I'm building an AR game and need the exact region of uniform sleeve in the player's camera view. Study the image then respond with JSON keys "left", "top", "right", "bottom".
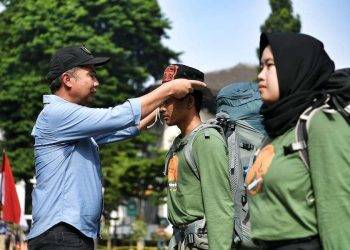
{"left": 308, "top": 111, "right": 350, "bottom": 249}
{"left": 192, "top": 129, "right": 234, "bottom": 250}
{"left": 48, "top": 98, "right": 141, "bottom": 142}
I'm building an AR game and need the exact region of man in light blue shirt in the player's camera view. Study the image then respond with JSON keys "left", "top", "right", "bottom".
{"left": 27, "top": 45, "right": 205, "bottom": 250}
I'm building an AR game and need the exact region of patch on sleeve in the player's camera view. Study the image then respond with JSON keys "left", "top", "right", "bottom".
{"left": 245, "top": 144, "right": 275, "bottom": 195}
{"left": 168, "top": 154, "right": 179, "bottom": 192}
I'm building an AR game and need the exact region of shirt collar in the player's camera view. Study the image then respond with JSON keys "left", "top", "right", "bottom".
{"left": 43, "top": 95, "right": 69, "bottom": 104}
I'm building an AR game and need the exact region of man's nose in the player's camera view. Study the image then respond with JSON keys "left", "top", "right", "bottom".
{"left": 94, "top": 79, "right": 99, "bottom": 87}
{"left": 159, "top": 105, "right": 166, "bottom": 112}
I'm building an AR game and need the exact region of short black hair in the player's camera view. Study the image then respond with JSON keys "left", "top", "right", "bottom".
{"left": 50, "top": 77, "right": 62, "bottom": 93}
{"left": 190, "top": 90, "right": 203, "bottom": 113}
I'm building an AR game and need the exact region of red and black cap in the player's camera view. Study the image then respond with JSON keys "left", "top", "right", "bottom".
{"left": 47, "top": 45, "right": 110, "bottom": 82}
{"left": 161, "top": 64, "right": 212, "bottom": 99}
{"left": 162, "top": 64, "right": 204, "bottom": 83}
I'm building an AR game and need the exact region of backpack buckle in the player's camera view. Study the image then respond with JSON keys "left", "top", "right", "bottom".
{"left": 197, "top": 227, "right": 207, "bottom": 237}
{"left": 306, "top": 190, "right": 315, "bottom": 206}
{"left": 344, "top": 104, "right": 350, "bottom": 114}
{"left": 283, "top": 144, "right": 295, "bottom": 155}
{"left": 186, "top": 233, "right": 195, "bottom": 245}
{"left": 283, "top": 141, "right": 307, "bottom": 155}
{"left": 240, "top": 142, "right": 254, "bottom": 151}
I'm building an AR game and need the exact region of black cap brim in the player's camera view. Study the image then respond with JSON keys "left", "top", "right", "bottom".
{"left": 79, "top": 56, "right": 110, "bottom": 67}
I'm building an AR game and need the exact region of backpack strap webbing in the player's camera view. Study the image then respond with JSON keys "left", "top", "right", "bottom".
{"left": 183, "top": 123, "right": 223, "bottom": 179}
{"left": 284, "top": 96, "right": 331, "bottom": 170}
{"left": 164, "top": 136, "right": 181, "bottom": 176}
{"left": 332, "top": 95, "right": 350, "bottom": 123}
{"left": 226, "top": 130, "right": 242, "bottom": 246}
{"left": 168, "top": 218, "right": 207, "bottom": 250}
{"left": 180, "top": 124, "right": 222, "bottom": 243}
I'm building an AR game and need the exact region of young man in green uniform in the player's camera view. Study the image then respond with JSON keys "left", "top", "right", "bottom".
{"left": 160, "top": 64, "right": 233, "bottom": 250}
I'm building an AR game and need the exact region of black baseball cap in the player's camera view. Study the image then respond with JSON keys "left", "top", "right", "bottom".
{"left": 46, "top": 45, "right": 110, "bottom": 82}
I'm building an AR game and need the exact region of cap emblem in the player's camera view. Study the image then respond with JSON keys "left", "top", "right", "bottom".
{"left": 162, "top": 65, "right": 179, "bottom": 83}
{"left": 81, "top": 46, "right": 92, "bottom": 55}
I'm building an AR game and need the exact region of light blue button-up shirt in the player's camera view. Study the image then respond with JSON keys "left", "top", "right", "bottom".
{"left": 27, "top": 95, "right": 141, "bottom": 240}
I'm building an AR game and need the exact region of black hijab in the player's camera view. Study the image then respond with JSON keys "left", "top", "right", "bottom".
{"left": 327, "top": 68, "right": 350, "bottom": 100}
{"left": 259, "top": 33, "right": 335, "bottom": 138}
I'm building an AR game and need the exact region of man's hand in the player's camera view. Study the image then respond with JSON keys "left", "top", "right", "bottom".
{"left": 166, "top": 78, "right": 206, "bottom": 99}
{"left": 139, "top": 79, "right": 206, "bottom": 119}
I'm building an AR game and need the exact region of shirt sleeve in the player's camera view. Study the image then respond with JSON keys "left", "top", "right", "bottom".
{"left": 308, "top": 111, "right": 350, "bottom": 249}
{"left": 94, "top": 126, "right": 140, "bottom": 145}
{"left": 47, "top": 98, "right": 141, "bottom": 142}
{"left": 192, "top": 128, "right": 234, "bottom": 250}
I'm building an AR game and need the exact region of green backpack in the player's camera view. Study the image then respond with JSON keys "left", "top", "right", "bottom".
{"left": 181, "top": 82, "right": 265, "bottom": 249}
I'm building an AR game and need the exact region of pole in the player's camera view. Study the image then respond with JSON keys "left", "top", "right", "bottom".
{"left": 0, "top": 150, "right": 5, "bottom": 209}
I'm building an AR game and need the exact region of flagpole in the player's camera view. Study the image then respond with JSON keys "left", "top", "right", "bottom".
{"left": 0, "top": 150, "right": 4, "bottom": 208}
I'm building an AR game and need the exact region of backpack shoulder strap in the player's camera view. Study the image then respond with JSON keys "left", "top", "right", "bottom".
{"left": 164, "top": 136, "right": 181, "bottom": 176}
{"left": 183, "top": 123, "right": 223, "bottom": 179}
{"left": 332, "top": 95, "right": 350, "bottom": 123}
{"left": 284, "top": 97, "right": 331, "bottom": 170}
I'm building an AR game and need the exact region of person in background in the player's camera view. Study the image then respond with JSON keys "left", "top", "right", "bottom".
{"left": 246, "top": 32, "right": 350, "bottom": 249}
{"left": 155, "top": 222, "right": 167, "bottom": 250}
{"left": 27, "top": 46, "right": 205, "bottom": 250}
{"left": 0, "top": 208, "right": 6, "bottom": 250}
{"left": 161, "top": 64, "right": 233, "bottom": 249}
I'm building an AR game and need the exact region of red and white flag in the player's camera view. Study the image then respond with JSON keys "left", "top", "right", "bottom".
{"left": 1, "top": 152, "right": 21, "bottom": 224}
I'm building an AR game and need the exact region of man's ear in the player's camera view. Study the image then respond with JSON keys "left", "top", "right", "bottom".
{"left": 61, "top": 73, "right": 73, "bottom": 88}
{"left": 187, "top": 95, "right": 195, "bottom": 109}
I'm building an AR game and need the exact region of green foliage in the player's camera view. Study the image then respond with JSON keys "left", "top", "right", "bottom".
{"left": 261, "top": 0, "right": 301, "bottom": 33}
{"left": 131, "top": 216, "right": 148, "bottom": 241}
{"left": 0, "top": 0, "right": 177, "bottom": 209}
{"left": 101, "top": 130, "right": 168, "bottom": 211}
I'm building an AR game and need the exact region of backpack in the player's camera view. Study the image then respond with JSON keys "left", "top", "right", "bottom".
{"left": 284, "top": 68, "right": 350, "bottom": 169}
{"left": 283, "top": 97, "right": 332, "bottom": 169}
{"left": 181, "top": 82, "right": 265, "bottom": 249}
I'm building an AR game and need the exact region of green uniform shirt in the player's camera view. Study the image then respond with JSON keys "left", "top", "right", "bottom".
{"left": 246, "top": 110, "right": 350, "bottom": 249}
{"left": 167, "top": 127, "right": 234, "bottom": 250}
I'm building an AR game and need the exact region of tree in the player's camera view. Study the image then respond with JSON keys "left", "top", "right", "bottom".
{"left": 0, "top": 0, "right": 177, "bottom": 210}
{"left": 131, "top": 216, "right": 148, "bottom": 250}
{"left": 256, "top": 0, "right": 301, "bottom": 65}
{"left": 101, "top": 129, "right": 168, "bottom": 211}
{"left": 261, "top": 0, "right": 301, "bottom": 33}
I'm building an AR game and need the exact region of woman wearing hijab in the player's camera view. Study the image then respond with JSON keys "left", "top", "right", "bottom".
{"left": 245, "top": 32, "right": 350, "bottom": 250}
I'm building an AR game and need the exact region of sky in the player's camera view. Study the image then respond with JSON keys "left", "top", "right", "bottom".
{"left": 157, "top": 0, "right": 350, "bottom": 73}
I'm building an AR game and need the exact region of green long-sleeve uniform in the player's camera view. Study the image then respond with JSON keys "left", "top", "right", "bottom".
{"left": 246, "top": 110, "right": 350, "bottom": 249}
{"left": 167, "top": 127, "right": 234, "bottom": 249}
